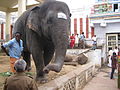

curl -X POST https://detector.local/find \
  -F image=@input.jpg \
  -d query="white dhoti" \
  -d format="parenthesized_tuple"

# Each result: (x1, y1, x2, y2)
(108, 56, 112, 67)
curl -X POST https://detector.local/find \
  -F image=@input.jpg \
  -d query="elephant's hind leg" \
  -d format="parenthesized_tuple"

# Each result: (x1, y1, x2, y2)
(23, 51, 31, 71)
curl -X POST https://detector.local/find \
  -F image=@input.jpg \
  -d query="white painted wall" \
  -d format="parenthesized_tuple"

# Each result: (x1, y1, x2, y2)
(67, 49, 102, 67)
(94, 22, 120, 48)
(86, 49, 102, 67)
(93, 22, 120, 63)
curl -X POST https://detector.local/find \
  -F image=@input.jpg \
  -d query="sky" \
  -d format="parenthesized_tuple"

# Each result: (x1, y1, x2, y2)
(57, 0, 95, 9)
(26, 0, 95, 16)
(28, 0, 95, 10)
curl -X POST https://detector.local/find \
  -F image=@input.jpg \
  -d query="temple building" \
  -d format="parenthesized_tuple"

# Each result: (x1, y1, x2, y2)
(90, 0, 120, 52)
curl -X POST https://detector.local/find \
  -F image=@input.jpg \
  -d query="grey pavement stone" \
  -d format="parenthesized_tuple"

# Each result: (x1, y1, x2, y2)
(82, 67, 119, 90)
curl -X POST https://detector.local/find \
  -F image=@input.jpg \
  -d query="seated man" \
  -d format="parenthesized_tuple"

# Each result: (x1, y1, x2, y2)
(3, 60, 38, 90)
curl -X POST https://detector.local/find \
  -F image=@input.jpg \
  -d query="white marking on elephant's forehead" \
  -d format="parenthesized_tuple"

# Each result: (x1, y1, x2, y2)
(57, 12, 67, 20)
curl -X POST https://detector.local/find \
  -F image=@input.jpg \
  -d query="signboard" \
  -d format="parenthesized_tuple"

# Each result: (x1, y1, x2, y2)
(94, 3, 112, 14)
(109, 0, 120, 1)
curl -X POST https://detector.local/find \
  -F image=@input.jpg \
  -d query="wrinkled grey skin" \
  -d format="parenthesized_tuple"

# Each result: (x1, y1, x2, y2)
(13, 0, 71, 82)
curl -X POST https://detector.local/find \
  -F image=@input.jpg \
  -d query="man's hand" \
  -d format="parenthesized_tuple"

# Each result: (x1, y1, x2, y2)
(6, 53, 10, 56)
(1, 45, 9, 56)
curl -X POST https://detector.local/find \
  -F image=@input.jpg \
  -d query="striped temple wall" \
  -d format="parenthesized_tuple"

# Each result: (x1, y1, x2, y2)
(0, 23, 13, 43)
(71, 16, 94, 38)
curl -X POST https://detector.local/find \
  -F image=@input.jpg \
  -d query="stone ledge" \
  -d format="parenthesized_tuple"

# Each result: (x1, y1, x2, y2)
(38, 62, 95, 90)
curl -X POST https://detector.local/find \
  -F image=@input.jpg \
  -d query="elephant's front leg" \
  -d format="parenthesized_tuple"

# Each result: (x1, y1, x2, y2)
(32, 49, 47, 83)
(28, 36, 47, 83)
(43, 41, 55, 66)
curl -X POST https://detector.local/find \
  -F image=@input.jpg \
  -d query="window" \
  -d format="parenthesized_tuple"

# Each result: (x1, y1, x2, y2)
(113, 4, 118, 12)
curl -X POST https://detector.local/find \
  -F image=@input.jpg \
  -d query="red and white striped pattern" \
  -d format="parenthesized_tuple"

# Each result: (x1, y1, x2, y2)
(71, 16, 94, 38)
(0, 24, 13, 40)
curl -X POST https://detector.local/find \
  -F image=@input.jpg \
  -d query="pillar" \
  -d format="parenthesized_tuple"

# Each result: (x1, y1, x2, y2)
(74, 18, 77, 35)
(6, 12, 11, 41)
(10, 25, 13, 39)
(1, 23, 4, 40)
(91, 27, 94, 38)
(86, 17, 89, 38)
(80, 18, 83, 34)
(18, 0, 26, 17)
(1, 23, 4, 45)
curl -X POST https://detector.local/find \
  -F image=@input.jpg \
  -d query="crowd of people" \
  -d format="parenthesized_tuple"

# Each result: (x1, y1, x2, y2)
(69, 32, 86, 49)
(69, 32, 97, 49)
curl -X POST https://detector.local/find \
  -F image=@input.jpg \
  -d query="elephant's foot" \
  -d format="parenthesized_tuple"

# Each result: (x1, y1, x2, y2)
(43, 64, 61, 73)
(36, 75, 48, 84)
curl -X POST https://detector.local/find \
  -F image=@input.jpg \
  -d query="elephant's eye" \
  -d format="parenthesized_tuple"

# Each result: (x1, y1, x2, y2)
(70, 13, 72, 17)
(57, 12, 67, 20)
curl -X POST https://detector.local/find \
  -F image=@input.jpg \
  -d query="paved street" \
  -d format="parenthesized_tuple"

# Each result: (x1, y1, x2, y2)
(82, 67, 119, 90)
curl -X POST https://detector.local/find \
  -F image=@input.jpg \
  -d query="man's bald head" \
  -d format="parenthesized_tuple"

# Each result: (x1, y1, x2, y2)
(14, 60, 27, 72)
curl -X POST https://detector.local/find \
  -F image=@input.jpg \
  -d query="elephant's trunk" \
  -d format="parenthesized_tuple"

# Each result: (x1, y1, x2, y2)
(43, 25, 69, 73)
(53, 26, 69, 71)
(54, 38, 68, 72)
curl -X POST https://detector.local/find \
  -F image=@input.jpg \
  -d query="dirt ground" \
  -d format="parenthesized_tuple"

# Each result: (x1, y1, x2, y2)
(0, 56, 81, 90)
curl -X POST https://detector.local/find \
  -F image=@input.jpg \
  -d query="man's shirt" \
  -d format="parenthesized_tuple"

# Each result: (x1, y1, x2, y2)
(92, 36, 97, 42)
(80, 34, 85, 41)
(3, 72, 38, 90)
(3, 38, 23, 59)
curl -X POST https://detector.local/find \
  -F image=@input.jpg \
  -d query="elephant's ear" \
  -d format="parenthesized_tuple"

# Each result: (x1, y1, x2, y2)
(27, 6, 40, 32)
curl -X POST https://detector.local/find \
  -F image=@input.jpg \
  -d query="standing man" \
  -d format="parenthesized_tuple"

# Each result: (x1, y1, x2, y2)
(3, 59, 38, 90)
(92, 35, 97, 50)
(118, 48, 120, 88)
(113, 46, 118, 55)
(1, 32, 23, 73)
(110, 52, 117, 79)
(107, 49, 113, 68)
(79, 32, 85, 49)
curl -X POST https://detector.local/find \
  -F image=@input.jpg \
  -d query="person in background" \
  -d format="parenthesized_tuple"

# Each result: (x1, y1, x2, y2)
(3, 59, 38, 90)
(118, 48, 120, 88)
(107, 49, 113, 68)
(92, 35, 97, 50)
(110, 52, 118, 79)
(75, 34, 79, 48)
(79, 32, 85, 49)
(113, 46, 118, 55)
(1, 32, 23, 73)
(70, 34, 75, 49)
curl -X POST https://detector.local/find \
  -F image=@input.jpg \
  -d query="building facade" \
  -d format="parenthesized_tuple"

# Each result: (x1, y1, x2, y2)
(70, 6, 94, 38)
(90, 0, 120, 60)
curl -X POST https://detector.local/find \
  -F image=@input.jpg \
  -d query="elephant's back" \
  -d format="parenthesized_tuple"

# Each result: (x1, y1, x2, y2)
(39, 1, 70, 15)
(12, 8, 32, 37)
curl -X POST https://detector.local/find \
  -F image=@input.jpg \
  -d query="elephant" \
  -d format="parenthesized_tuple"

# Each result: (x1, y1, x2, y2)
(13, 0, 71, 82)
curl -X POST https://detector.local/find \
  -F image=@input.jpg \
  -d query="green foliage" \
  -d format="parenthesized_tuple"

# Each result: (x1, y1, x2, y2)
(0, 72, 34, 77)
(0, 72, 13, 77)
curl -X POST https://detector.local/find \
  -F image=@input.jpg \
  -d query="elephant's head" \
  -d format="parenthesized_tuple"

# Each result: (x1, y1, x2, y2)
(27, 1, 71, 73)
